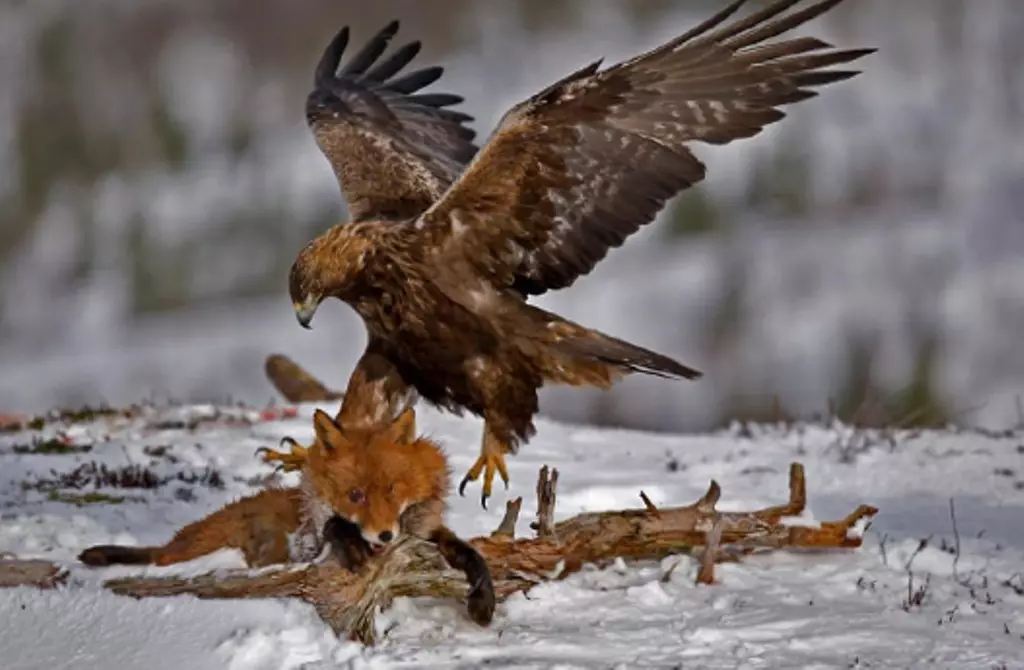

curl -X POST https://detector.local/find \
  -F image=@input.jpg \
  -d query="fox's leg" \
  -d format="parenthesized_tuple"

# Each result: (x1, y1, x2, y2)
(240, 520, 293, 568)
(322, 515, 373, 572)
(458, 422, 511, 510)
(334, 341, 416, 431)
(256, 436, 309, 473)
(428, 525, 496, 626)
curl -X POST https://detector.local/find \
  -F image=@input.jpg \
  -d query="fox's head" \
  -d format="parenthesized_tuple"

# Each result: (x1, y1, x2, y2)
(306, 407, 450, 552)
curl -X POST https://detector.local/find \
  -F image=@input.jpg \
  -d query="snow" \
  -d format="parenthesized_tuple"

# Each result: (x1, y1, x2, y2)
(2, 402, 1024, 669)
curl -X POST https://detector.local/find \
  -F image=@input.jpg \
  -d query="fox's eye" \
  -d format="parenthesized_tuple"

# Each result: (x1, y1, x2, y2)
(348, 489, 365, 504)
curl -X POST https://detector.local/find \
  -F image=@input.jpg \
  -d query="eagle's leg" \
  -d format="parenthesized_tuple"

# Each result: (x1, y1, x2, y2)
(255, 437, 309, 473)
(458, 423, 510, 510)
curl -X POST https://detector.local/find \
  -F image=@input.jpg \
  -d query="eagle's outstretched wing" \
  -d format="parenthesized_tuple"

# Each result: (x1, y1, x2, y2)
(413, 0, 872, 296)
(306, 21, 479, 223)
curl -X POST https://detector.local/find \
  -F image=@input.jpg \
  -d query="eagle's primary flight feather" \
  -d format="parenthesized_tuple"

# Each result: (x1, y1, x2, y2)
(288, 0, 875, 507)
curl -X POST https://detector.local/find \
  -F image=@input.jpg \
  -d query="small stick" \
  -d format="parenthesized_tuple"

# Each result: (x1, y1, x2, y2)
(532, 466, 559, 541)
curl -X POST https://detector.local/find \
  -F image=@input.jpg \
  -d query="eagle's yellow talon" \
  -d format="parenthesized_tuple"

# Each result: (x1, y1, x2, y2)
(459, 440, 511, 510)
(256, 437, 310, 473)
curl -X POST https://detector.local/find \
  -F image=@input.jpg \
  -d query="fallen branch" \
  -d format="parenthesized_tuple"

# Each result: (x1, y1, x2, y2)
(4, 463, 877, 647)
(0, 559, 68, 589)
(264, 354, 343, 403)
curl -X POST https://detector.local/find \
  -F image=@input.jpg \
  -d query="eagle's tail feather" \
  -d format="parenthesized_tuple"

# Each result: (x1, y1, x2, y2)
(556, 333, 703, 381)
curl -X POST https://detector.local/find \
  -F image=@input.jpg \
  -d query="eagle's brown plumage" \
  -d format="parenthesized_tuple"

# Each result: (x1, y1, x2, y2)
(303, 20, 479, 224)
(289, 0, 875, 507)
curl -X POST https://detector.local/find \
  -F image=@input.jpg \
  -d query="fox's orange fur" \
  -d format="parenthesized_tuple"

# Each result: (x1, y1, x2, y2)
(78, 488, 302, 568)
(77, 406, 495, 625)
(300, 406, 450, 553)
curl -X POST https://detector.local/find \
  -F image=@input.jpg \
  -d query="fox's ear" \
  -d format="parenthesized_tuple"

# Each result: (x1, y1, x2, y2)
(387, 407, 417, 444)
(312, 409, 347, 450)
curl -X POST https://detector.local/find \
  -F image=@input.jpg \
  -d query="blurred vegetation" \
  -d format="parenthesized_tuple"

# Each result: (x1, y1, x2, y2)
(1, 0, 1019, 430)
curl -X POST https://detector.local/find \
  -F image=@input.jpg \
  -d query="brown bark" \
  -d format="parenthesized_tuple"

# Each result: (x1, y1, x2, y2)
(264, 354, 343, 403)
(0, 558, 69, 589)
(1, 463, 877, 647)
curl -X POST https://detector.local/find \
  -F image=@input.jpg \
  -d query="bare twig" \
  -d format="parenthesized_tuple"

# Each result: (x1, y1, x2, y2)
(902, 537, 932, 611)
(949, 497, 962, 584)
(876, 532, 890, 568)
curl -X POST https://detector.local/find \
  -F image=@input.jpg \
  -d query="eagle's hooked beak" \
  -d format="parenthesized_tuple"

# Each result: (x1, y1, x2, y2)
(293, 297, 320, 330)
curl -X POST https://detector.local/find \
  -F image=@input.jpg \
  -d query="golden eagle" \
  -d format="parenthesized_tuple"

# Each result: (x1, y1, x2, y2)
(287, 0, 874, 507)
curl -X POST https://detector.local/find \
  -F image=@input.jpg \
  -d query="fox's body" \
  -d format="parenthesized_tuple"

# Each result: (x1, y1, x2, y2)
(79, 487, 303, 568)
(78, 407, 495, 626)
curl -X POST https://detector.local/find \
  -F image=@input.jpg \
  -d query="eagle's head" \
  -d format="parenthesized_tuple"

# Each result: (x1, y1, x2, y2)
(289, 240, 327, 330)
(289, 228, 371, 329)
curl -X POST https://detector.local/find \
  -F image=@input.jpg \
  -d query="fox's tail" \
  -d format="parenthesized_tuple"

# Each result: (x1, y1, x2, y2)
(77, 536, 223, 567)
(78, 544, 161, 566)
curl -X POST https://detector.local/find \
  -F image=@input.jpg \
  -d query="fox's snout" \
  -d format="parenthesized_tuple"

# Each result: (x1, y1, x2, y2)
(361, 524, 399, 551)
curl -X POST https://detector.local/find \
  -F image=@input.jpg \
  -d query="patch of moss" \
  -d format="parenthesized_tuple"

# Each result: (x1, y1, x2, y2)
(46, 490, 136, 506)
(13, 438, 92, 455)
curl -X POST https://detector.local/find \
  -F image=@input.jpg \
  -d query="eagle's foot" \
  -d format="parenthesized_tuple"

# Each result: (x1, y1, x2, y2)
(458, 443, 510, 510)
(255, 436, 309, 473)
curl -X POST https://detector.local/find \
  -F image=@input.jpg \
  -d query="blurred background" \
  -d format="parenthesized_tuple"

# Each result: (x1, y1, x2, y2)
(1, 0, 1022, 434)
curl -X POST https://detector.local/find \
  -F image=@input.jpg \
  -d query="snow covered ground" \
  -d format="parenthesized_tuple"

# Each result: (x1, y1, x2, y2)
(2, 402, 1023, 669)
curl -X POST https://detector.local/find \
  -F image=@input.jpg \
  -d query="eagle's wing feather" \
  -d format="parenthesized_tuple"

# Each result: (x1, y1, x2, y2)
(306, 21, 478, 223)
(412, 0, 872, 295)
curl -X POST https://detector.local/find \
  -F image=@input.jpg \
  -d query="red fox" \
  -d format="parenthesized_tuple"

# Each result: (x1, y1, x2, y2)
(78, 407, 495, 626)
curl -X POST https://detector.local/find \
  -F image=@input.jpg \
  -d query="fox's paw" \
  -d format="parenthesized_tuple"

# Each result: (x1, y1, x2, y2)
(256, 437, 309, 473)
(467, 574, 496, 626)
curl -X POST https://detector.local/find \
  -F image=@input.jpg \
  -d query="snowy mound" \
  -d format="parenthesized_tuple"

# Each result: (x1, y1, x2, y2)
(1, 402, 1023, 669)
